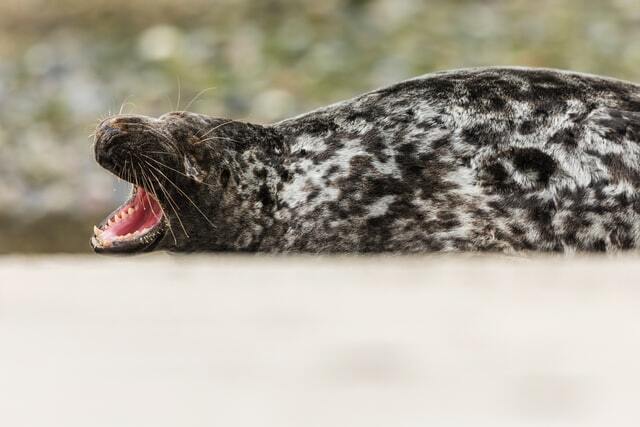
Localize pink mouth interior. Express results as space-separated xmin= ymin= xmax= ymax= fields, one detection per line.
xmin=96 ymin=187 xmax=163 ymax=242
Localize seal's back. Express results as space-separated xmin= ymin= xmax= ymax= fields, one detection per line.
xmin=272 ymin=68 xmax=640 ymax=252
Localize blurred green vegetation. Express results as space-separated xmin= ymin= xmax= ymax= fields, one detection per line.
xmin=1 ymin=0 xmax=640 ymax=252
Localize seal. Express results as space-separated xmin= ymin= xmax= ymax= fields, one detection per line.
xmin=91 ymin=67 xmax=640 ymax=253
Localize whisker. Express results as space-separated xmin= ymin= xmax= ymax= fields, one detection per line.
xmin=136 ymin=159 xmax=161 ymax=220
xmin=198 ymin=135 xmax=242 ymax=144
xmin=197 ymin=120 xmax=235 ymax=139
xmin=138 ymin=161 xmax=179 ymax=245
xmin=123 ymin=158 xmax=129 ymax=182
xmin=146 ymin=166 xmax=189 ymax=240
xmin=162 ymin=94 xmax=174 ymax=112
xmin=91 ymin=120 xmax=180 ymax=156
xmin=139 ymin=161 xmax=184 ymax=245
xmin=130 ymin=155 xmax=140 ymax=188
xmin=175 ymin=75 xmax=181 ymax=111
xmin=118 ymin=95 xmax=134 ymax=115
xmin=111 ymin=121 xmax=182 ymax=156
xmin=142 ymin=160 xmax=217 ymax=229
xmin=183 ymin=86 xmax=217 ymax=112
xmin=144 ymin=150 xmax=178 ymax=156
xmin=139 ymin=153 xmax=217 ymax=190
xmin=125 ymin=155 xmax=184 ymax=245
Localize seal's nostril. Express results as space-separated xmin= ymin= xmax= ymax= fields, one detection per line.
xmin=94 ymin=123 xmax=129 ymax=168
xmin=96 ymin=121 xmax=118 ymax=143
xmin=97 ymin=115 xmax=142 ymax=136
xmin=102 ymin=127 xmax=124 ymax=144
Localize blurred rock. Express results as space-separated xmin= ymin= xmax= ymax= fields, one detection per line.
xmin=138 ymin=25 xmax=183 ymax=61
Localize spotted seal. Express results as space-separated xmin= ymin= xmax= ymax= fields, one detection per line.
xmin=91 ymin=67 xmax=640 ymax=253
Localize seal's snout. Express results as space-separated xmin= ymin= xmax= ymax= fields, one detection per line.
xmin=94 ymin=115 xmax=151 ymax=169
xmin=94 ymin=119 xmax=128 ymax=169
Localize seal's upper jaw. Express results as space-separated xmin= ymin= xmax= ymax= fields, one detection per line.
xmin=91 ymin=186 xmax=166 ymax=254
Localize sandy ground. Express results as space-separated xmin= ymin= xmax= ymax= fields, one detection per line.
xmin=2 ymin=254 xmax=640 ymax=426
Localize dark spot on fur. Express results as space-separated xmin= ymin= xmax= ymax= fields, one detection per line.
xmin=595 ymin=110 xmax=640 ymax=143
xmin=600 ymin=154 xmax=640 ymax=183
xmin=257 ymin=184 xmax=274 ymax=210
xmin=220 ymin=168 xmax=230 ymax=189
xmin=306 ymin=188 xmax=320 ymax=202
xmin=323 ymin=164 xmax=340 ymax=179
xmin=509 ymin=223 xmax=526 ymax=236
xmin=590 ymin=239 xmax=607 ymax=252
xmin=461 ymin=125 xmax=504 ymax=146
xmin=431 ymin=135 xmax=450 ymax=149
xmin=489 ymin=97 xmax=506 ymax=110
xmin=486 ymin=162 xmax=509 ymax=184
xmin=529 ymin=200 xmax=554 ymax=225
xmin=363 ymin=131 xmax=389 ymax=163
xmin=437 ymin=211 xmax=461 ymax=228
xmin=548 ymin=128 xmax=579 ymax=148
xmin=253 ymin=168 xmax=267 ymax=179
xmin=512 ymin=148 xmax=556 ymax=185
xmin=610 ymin=226 xmax=635 ymax=249
xmin=395 ymin=143 xmax=429 ymax=185
xmin=518 ymin=121 xmax=536 ymax=135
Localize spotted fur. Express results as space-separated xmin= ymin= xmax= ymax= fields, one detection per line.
xmin=94 ymin=67 xmax=640 ymax=253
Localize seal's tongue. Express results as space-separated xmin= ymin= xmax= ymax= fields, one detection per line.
xmin=94 ymin=186 xmax=163 ymax=243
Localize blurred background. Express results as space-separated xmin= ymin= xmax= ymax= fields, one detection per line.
xmin=2 ymin=0 xmax=640 ymax=253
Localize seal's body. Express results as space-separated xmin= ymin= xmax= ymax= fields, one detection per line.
xmin=92 ymin=67 xmax=640 ymax=253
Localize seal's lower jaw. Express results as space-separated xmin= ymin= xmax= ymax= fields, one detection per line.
xmin=91 ymin=186 xmax=166 ymax=254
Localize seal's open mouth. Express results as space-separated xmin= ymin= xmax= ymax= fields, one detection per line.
xmin=91 ymin=186 xmax=166 ymax=253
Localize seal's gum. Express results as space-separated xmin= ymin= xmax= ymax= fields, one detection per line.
xmin=95 ymin=187 xmax=163 ymax=242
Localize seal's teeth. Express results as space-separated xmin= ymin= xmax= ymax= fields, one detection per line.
xmin=93 ymin=226 xmax=102 ymax=235
xmin=94 ymin=232 xmax=109 ymax=246
xmin=128 ymin=207 xmax=135 ymax=215
xmin=108 ymin=218 xmax=115 ymax=226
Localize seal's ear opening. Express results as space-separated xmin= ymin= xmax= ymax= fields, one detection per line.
xmin=220 ymin=168 xmax=231 ymax=189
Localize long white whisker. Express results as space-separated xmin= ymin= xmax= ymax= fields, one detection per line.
xmin=146 ymin=166 xmax=189 ymax=240
xmin=183 ymin=86 xmax=217 ymax=112
xmin=197 ymin=120 xmax=235 ymax=139
xmin=130 ymin=155 xmax=140 ymax=187
xmin=137 ymin=160 xmax=179 ymax=244
xmin=142 ymin=160 xmax=217 ymax=229
xmin=175 ymin=75 xmax=181 ymax=111
xmin=198 ymin=135 xmax=242 ymax=144
xmin=145 ymin=151 xmax=178 ymax=156
xmin=112 ymin=121 xmax=182 ymax=155
xmin=136 ymin=160 xmax=161 ymax=220
xmin=119 ymin=95 xmax=134 ymax=115
xmin=139 ymin=153 xmax=217 ymax=190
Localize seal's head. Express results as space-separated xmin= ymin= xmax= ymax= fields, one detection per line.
xmin=91 ymin=112 xmax=286 ymax=254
